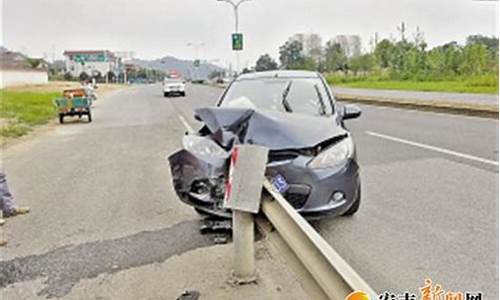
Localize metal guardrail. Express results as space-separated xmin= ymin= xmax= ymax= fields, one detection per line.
xmin=179 ymin=134 xmax=377 ymax=298
xmin=260 ymin=180 xmax=378 ymax=300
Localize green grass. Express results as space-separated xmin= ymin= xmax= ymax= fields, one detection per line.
xmin=326 ymin=74 xmax=499 ymax=94
xmin=0 ymin=90 xmax=59 ymax=138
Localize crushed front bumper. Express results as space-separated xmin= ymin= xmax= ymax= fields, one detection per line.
xmin=168 ymin=147 xmax=360 ymax=219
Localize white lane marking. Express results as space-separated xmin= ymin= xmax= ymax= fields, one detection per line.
xmin=366 ymin=130 xmax=499 ymax=166
xmin=178 ymin=115 xmax=194 ymax=133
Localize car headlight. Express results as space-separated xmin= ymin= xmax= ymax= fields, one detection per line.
xmin=308 ymin=137 xmax=354 ymax=169
xmin=183 ymin=135 xmax=229 ymax=159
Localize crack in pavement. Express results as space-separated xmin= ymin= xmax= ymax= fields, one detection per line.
xmin=0 ymin=220 xmax=215 ymax=298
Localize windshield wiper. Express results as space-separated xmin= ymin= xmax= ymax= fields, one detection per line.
xmin=314 ymin=84 xmax=327 ymax=115
xmin=281 ymin=81 xmax=293 ymax=113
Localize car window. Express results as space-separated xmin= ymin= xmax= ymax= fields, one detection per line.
xmin=165 ymin=79 xmax=183 ymax=83
xmin=220 ymin=78 xmax=333 ymax=116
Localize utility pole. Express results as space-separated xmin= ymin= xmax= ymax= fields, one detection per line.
xmin=216 ymin=0 xmax=252 ymax=74
xmin=397 ymin=22 xmax=406 ymax=41
xmin=370 ymin=32 xmax=379 ymax=52
xmin=51 ymin=44 xmax=56 ymax=63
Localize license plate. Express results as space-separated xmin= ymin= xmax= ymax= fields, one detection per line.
xmin=272 ymin=174 xmax=289 ymax=194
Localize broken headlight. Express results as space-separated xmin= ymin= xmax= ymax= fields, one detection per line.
xmin=183 ymin=135 xmax=229 ymax=159
xmin=308 ymin=136 xmax=353 ymax=169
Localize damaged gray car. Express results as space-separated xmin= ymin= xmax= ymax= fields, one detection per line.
xmin=168 ymin=70 xmax=362 ymax=219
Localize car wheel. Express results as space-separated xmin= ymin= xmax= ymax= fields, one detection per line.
xmin=181 ymin=92 xmax=186 ymax=97
xmin=87 ymin=111 xmax=92 ymax=123
xmin=164 ymin=92 xmax=169 ymax=97
xmin=342 ymin=186 xmax=361 ymax=216
xmin=59 ymin=114 xmax=64 ymax=124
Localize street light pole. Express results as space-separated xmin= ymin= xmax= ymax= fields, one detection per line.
xmin=216 ymin=0 xmax=252 ymax=74
xmin=217 ymin=0 xmax=250 ymax=33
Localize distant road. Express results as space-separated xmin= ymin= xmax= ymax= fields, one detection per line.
xmin=333 ymin=86 xmax=499 ymax=106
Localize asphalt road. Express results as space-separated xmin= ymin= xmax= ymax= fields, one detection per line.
xmin=315 ymin=104 xmax=498 ymax=297
xmin=1 ymin=83 xmax=497 ymax=298
xmin=0 ymin=85 xmax=217 ymax=298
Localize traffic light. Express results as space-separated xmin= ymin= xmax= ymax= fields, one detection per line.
xmin=232 ymin=33 xmax=243 ymax=51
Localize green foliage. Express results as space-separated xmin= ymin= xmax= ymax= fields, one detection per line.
xmin=255 ymin=54 xmax=278 ymax=72
xmin=349 ymin=54 xmax=373 ymax=75
xmin=26 ymin=58 xmax=42 ymax=69
xmin=466 ymin=35 xmax=499 ymax=57
xmin=0 ymin=124 xmax=30 ymax=138
xmin=276 ymin=31 xmax=498 ymax=93
xmin=324 ymin=41 xmax=347 ymax=73
xmin=326 ymin=33 xmax=497 ymax=92
xmin=301 ymin=57 xmax=318 ymax=71
xmin=64 ymin=72 xmax=74 ymax=81
xmin=241 ymin=67 xmax=252 ymax=74
xmin=279 ymin=40 xmax=307 ymax=70
xmin=374 ymin=39 xmax=395 ymax=68
xmin=326 ymin=74 xmax=498 ymax=94
xmin=126 ymin=67 xmax=165 ymax=82
xmin=79 ymin=72 xmax=90 ymax=82
xmin=459 ymin=43 xmax=488 ymax=75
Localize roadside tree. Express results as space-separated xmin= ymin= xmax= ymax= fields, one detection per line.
xmin=279 ymin=40 xmax=307 ymax=70
xmin=324 ymin=41 xmax=348 ymax=74
xmin=255 ymin=54 xmax=278 ymax=71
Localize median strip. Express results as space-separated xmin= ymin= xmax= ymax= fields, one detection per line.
xmin=335 ymin=93 xmax=498 ymax=119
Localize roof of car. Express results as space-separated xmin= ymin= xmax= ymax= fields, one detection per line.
xmin=236 ymin=70 xmax=320 ymax=80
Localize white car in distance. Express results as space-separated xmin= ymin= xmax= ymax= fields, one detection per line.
xmin=163 ymin=78 xmax=186 ymax=97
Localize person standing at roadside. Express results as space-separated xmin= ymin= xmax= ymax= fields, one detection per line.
xmin=0 ymin=171 xmax=30 ymax=246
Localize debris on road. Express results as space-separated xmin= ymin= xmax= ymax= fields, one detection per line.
xmin=213 ymin=234 xmax=229 ymax=244
xmin=176 ymin=290 xmax=200 ymax=300
xmin=200 ymin=218 xmax=232 ymax=234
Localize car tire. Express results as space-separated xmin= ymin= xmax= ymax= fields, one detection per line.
xmin=181 ymin=92 xmax=186 ymax=97
xmin=342 ymin=186 xmax=361 ymax=216
xmin=164 ymin=92 xmax=169 ymax=97
xmin=59 ymin=114 xmax=64 ymax=124
xmin=87 ymin=111 xmax=92 ymax=123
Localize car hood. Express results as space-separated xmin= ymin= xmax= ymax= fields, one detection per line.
xmin=194 ymin=107 xmax=347 ymax=150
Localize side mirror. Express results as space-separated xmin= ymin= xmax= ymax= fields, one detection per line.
xmin=343 ymin=104 xmax=361 ymax=120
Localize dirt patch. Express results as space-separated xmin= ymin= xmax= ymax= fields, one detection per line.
xmin=4 ymin=81 xmax=125 ymax=94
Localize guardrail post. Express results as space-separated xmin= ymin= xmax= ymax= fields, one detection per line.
xmin=223 ymin=145 xmax=269 ymax=283
xmin=233 ymin=209 xmax=255 ymax=280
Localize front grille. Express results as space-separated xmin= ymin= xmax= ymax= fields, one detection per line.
xmin=284 ymin=192 xmax=308 ymax=209
xmin=268 ymin=150 xmax=299 ymax=162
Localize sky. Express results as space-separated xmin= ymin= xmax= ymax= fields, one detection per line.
xmin=1 ymin=0 xmax=498 ymax=70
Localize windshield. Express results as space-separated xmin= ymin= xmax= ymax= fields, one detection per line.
xmin=219 ymin=78 xmax=333 ymax=116
xmin=165 ymin=78 xmax=183 ymax=83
